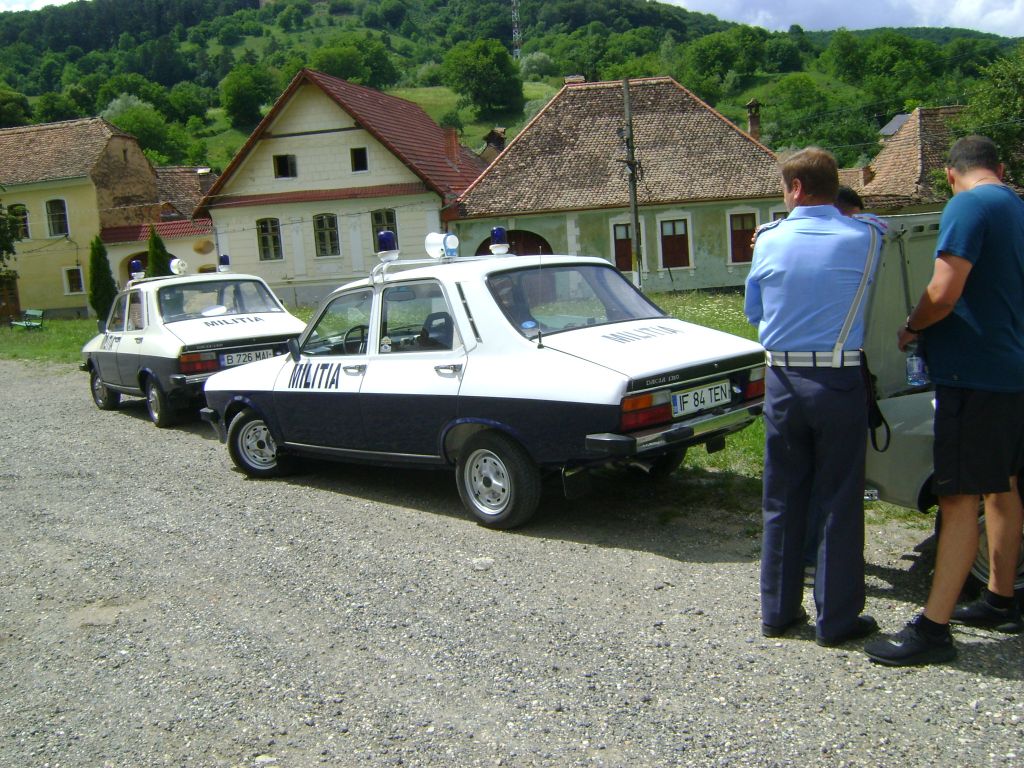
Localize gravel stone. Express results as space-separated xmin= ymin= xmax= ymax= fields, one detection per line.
xmin=1 ymin=359 xmax=1022 ymax=767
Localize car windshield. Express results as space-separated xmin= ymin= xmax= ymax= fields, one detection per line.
xmin=486 ymin=264 xmax=665 ymax=339
xmin=158 ymin=280 xmax=283 ymax=322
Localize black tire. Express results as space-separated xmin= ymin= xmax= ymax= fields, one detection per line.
xmin=456 ymin=431 xmax=542 ymax=529
xmin=227 ymin=408 xmax=291 ymax=478
xmin=89 ymin=368 xmax=120 ymax=411
xmin=969 ymin=514 xmax=1024 ymax=592
xmin=145 ymin=378 xmax=178 ymax=428
xmin=647 ymin=447 xmax=688 ymax=480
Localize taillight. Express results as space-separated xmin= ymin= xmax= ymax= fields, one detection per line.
xmin=620 ymin=391 xmax=673 ymax=431
xmin=744 ymin=366 xmax=766 ymax=399
xmin=179 ymin=351 xmax=219 ymax=375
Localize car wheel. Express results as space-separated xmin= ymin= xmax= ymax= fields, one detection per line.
xmin=227 ymin=408 xmax=291 ymax=478
xmin=456 ymin=432 xmax=542 ymax=529
xmin=969 ymin=514 xmax=1024 ymax=592
xmin=89 ymin=368 xmax=120 ymax=411
xmin=646 ymin=447 xmax=688 ymax=480
xmin=145 ymin=378 xmax=178 ymax=428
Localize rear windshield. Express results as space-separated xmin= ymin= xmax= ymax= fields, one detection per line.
xmin=486 ymin=264 xmax=664 ymax=339
xmin=158 ymin=280 xmax=283 ymax=322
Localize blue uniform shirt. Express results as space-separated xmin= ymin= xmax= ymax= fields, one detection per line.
xmin=745 ymin=205 xmax=882 ymax=351
xmin=926 ymin=184 xmax=1024 ymax=391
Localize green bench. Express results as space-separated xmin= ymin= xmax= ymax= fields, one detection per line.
xmin=10 ymin=309 xmax=44 ymax=329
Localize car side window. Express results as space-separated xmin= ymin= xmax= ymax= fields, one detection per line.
xmin=107 ymin=294 xmax=127 ymax=333
xmin=126 ymin=291 xmax=145 ymax=331
xmin=379 ymin=281 xmax=459 ymax=353
xmin=302 ymin=289 xmax=373 ymax=357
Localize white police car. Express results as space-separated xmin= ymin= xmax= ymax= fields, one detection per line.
xmin=201 ymin=231 xmax=767 ymax=528
xmin=82 ymin=257 xmax=305 ymax=427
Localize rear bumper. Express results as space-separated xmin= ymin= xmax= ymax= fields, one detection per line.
xmin=586 ymin=399 xmax=763 ymax=458
xmin=200 ymin=407 xmax=227 ymax=442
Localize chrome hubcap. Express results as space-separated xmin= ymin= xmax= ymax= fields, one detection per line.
xmin=466 ymin=449 xmax=509 ymax=515
xmin=240 ymin=421 xmax=277 ymax=469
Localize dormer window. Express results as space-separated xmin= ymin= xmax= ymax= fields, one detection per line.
xmin=273 ymin=154 xmax=297 ymax=178
xmin=351 ymin=147 xmax=368 ymax=173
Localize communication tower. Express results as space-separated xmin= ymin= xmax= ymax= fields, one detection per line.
xmin=511 ymin=0 xmax=522 ymax=59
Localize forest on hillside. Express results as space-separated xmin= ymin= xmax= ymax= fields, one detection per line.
xmin=0 ymin=0 xmax=1021 ymax=176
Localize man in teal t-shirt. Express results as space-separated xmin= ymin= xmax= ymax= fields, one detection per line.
xmin=866 ymin=135 xmax=1024 ymax=667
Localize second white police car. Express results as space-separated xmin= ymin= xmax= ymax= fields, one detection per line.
xmin=201 ymin=230 xmax=767 ymax=528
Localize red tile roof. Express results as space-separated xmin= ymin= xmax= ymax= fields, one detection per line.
xmin=196 ymin=69 xmax=486 ymax=216
xmin=101 ymin=218 xmax=213 ymax=245
xmin=0 ymin=117 xmax=134 ymax=186
xmin=456 ymin=77 xmax=780 ymax=218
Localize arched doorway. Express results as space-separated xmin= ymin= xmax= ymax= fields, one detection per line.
xmin=118 ymin=253 xmax=148 ymax=284
xmin=475 ymin=229 xmax=553 ymax=257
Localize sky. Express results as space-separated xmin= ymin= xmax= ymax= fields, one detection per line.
xmin=667 ymin=0 xmax=1024 ymax=37
xmin=1 ymin=0 xmax=1023 ymax=38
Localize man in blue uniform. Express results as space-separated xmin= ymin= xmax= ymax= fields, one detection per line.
xmin=746 ymin=147 xmax=884 ymax=646
xmin=866 ymin=135 xmax=1024 ymax=666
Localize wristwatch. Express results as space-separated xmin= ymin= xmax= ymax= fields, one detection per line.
xmin=904 ymin=319 xmax=924 ymax=334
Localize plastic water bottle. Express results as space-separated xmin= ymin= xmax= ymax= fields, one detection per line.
xmin=906 ymin=343 xmax=927 ymax=386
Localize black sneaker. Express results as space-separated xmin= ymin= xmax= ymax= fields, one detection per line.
xmin=762 ymin=607 xmax=808 ymax=638
xmin=816 ymin=614 xmax=879 ymax=647
xmin=864 ymin=617 xmax=957 ymax=667
xmin=950 ymin=597 xmax=1024 ymax=633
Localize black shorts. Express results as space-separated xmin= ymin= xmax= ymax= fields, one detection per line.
xmin=932 ymin=386 xmax=1024 ymax=496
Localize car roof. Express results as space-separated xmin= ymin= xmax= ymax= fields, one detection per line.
xmin=125 ymin=273 xmax=269 ymax=291
xmin=325 ymin=254 xmax=613 ymax=298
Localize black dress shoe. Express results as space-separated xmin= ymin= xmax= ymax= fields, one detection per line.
xmin=816 ymin=614 xmax=879 ymax=647
xmin=762 ymin=608 xmax=809 ymax=638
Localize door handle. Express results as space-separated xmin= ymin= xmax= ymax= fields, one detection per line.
xmin=134 ymin=337 xmax=144 ymax=344
xmin=434 ymin=363 xmax=463 ymax=375
xmin=343 ymin=364 xmax=366 ymax=374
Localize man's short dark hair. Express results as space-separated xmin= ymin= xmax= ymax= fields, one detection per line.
xmin=947 ymin=135 xmax=1001 ymax=174
xmin=836 ymin=185 xmax=864 ymax=213
xmin=780 ymin=146 xmax=839 ymax=200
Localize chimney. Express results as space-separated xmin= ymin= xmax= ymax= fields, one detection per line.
xmin=444 ymin=126 xmax=460 ymax=164
xmin=563 ymin=75 xmax=585 ymax=85
xmin=745 ymin=98 xmax=761 ymax=141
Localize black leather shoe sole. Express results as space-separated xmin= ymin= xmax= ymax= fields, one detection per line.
xmin=817 ymin=615 xmax=879 ymax=647
xmin=762 ymin=608 xmax=809 ymax=638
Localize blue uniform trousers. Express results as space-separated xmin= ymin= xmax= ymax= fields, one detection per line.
xmin=760 ymin=365 xmax=867 ymax=641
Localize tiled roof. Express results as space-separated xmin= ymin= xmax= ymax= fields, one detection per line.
xmin=0 ymin=117 xmax=133 ymax=186
xmin=156 ymin=166 xmax=217 ymax=218
xmin=197 ymin=69 xmax=486 ymax=215
xmin=101 ymin=218 xmax=213 ymax=245
xmin=846 ymin=106 xmax=963 ymax=211
xmin=457 ymin=77 xmax=780 ymax=218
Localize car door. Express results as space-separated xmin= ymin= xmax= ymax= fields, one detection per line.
xmin=272 ymin=288 xmax=373 ymax=452
xmin=115 ymin=289 xmax=146 ymax=390
xmin=358 ymin=280 xmax=467 ymax=458
xmin=94 ymin=294 xmax=128 ymax=386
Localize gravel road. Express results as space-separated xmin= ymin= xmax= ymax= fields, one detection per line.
xmin=1 ymin=358 xmax=1021 ymax=768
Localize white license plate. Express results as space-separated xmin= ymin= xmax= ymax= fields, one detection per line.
xmin=220 ymin=348 xmax=274 ymax=367
xmin=671 ymin=380 xmax=731 ymax=417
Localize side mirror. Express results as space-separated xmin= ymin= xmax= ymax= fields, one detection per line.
xmin=97 ymin=319 xmax=106 ymax=333
xmin=287 ymin=336 xmax=301 ymax=362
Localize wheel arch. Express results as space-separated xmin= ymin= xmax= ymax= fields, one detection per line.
xmin=442 ymin=418 xmax=534 ymax=466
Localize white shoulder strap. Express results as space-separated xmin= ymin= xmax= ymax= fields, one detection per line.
xmin=831 ymin=226 xmax=879 ymax=366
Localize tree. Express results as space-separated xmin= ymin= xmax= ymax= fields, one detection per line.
xmin=220 ymin=62 xmax=277 ymax=128
xmin=958 ymin=43 xmax=1024 ymax=183
xmin=33 ymin=91 xmax=84 ymax=122
xmin=443 ymin=38 xmax=524 ymax=119
xmin=0 ymin=201 xmax=23 ymax=278
xmin=145 ymin=226 xmax=172 ymax=279
xmin=87 ymin=234 xmax=117 ymax=321
xmin=0 ymin=89 xmax=32 ymax=128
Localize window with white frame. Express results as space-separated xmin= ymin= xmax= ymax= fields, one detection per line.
xmin=371 ymin=209 xmax=397 ymax=251
xmin=728 ymin=210 xmax=758 ymax=264
xmin=658 ymin=217 xmax=691 ymax=269
xmin=46 ymin=199 xmax=69 ymax=237
xmin=256 ymin=218 xmax=283 ymax=261
xmin=314 ymin=213 xmax=341 ymax=258
xmin=612 ymin=222 xmax=633 ymax=271
xmin=9 ymin=203 xmax=28 ymax=238
xmin=63 ymin=266 xmax=84 ymax=294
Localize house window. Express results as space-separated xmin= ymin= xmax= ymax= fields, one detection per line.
xmin=9 ymin=204 xmax=28 ymax=238
xmin=46 ymin=199 xmax=69 ymax=237
xmin=659 ymin=218 xmax=690 ymax=269
xmin=772 ymin=210 xmax=788 ymax=221
xmin=371 ymin=209 xmax=397 ymax=251
xmin=314 ymin=213 xmax=341 ymax=258
xmin=63 ymin=266 xmax=84 ymax=294
xmin=273 ymin=154 xmax=297 ymax=178
xmin=256 ymin=218 xmax=283 ymax=261
xmin=351 ymin=147 xmax=368 ymax=172
xmin=613 ymin=223 xmax=633 ymax=271
xmin=729 ymin=212 xmax=757 ymax=264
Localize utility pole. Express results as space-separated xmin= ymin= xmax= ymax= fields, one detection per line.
xmin=511 ymin=0 xmax=522 ymax=59
xmin=622 ymin=79 xmax=642 ymax=289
